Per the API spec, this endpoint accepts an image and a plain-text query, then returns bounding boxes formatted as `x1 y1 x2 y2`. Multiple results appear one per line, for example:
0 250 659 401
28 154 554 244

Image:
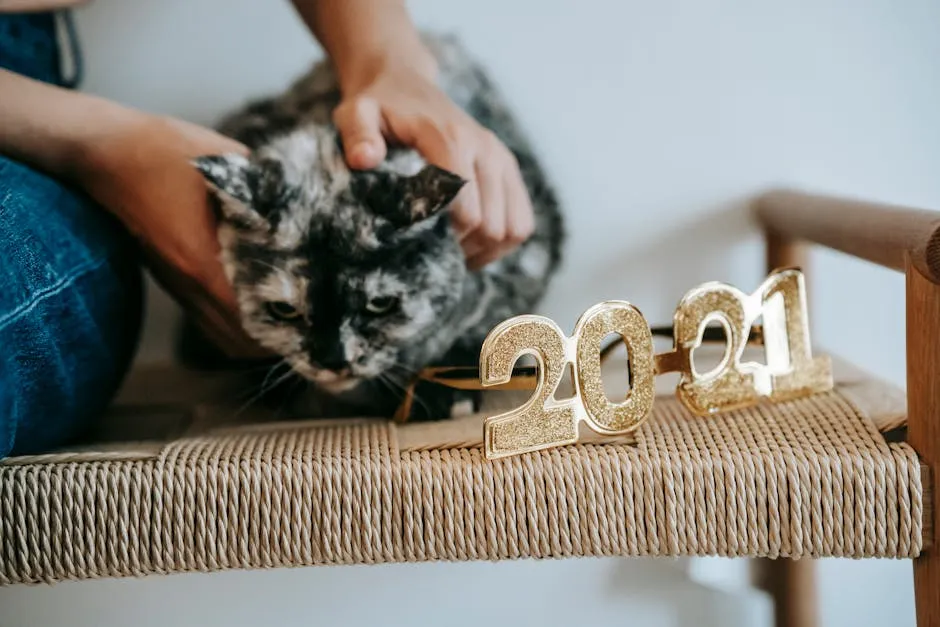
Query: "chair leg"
913 552 940 627
906 262 940 626
759 230 818 627
752 558 818 627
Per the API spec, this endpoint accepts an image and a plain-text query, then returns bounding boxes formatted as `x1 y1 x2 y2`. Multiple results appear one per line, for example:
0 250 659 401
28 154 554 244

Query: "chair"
0 189 934 627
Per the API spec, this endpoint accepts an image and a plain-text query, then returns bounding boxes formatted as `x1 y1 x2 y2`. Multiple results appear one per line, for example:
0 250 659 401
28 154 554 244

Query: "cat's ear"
192 154 268 231
352 165 466 227
404 165 467 222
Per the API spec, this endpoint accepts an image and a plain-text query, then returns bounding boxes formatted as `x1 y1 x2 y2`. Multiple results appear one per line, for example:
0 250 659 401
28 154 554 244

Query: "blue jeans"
0 12 144 457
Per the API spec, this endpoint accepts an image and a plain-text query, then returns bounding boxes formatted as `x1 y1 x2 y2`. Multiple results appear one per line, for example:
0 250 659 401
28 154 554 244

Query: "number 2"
479 270 831 459
670 269 831 415
480 316 578 459
672 282 762 415
481 301 655 459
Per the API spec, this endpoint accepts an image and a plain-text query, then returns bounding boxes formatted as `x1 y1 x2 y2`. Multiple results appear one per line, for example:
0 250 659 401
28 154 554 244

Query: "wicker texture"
0 386 923 586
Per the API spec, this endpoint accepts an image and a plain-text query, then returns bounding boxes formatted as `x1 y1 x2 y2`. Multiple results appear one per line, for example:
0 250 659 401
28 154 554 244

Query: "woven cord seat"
2 189 939 627
0 352 927 585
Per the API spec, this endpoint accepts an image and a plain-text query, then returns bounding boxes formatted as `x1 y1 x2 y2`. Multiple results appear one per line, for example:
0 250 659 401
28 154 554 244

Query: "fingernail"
350 142 379 168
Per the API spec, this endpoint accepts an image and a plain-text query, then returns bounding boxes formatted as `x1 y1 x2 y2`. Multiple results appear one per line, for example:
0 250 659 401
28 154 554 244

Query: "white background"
3 0 940 625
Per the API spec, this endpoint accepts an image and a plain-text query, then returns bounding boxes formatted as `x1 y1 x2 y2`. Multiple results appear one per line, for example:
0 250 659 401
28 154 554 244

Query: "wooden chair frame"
753 189 939 627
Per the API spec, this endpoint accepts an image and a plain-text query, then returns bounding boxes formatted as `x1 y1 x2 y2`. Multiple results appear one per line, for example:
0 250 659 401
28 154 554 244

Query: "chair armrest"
755 189 940 284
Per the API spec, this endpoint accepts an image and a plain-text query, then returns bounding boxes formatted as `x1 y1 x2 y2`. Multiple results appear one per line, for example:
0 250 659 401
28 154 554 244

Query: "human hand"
75 114 269 360
332 58 535 270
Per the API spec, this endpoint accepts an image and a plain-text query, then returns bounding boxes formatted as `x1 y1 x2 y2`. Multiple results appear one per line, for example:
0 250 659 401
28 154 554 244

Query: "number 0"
480 301 656 459
481 316 579 459
575 302 655 434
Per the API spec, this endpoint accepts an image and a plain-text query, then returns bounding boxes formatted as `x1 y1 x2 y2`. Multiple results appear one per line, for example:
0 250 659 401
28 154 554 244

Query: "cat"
183 33 565 421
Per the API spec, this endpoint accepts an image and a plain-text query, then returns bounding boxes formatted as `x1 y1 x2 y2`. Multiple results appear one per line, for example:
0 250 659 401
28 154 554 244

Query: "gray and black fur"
186 33 564 420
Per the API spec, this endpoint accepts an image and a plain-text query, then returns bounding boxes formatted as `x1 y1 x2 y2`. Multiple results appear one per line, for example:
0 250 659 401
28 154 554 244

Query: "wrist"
60 101 150 182
0 69 145 183
292 0 436 94
334 38 438 95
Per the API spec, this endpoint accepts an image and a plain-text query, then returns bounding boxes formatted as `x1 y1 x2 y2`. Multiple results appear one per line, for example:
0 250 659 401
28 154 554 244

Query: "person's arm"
290 0 535 270
291 0 436 93
0 0 88 12
0 68 132 182
0 69 265 358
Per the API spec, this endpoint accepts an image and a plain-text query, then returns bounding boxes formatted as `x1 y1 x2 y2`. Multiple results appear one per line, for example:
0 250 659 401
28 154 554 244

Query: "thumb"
333 97 387 169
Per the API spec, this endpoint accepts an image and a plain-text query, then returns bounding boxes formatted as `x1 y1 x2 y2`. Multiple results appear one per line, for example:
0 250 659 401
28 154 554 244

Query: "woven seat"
0 348 928 586
3 189 938 627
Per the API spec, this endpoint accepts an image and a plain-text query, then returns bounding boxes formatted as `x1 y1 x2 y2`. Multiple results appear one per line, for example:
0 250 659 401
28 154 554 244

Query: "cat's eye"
366 295 400 315
265 301 302 321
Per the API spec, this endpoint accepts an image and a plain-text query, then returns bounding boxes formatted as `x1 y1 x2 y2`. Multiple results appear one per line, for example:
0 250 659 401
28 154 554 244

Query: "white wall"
4 0 939 625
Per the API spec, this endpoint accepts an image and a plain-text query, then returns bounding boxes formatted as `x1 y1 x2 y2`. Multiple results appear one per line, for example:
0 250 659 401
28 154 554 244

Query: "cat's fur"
188 33 564 420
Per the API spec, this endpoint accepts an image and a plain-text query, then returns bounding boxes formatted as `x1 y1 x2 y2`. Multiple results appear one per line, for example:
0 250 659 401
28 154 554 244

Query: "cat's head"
193 127 469 393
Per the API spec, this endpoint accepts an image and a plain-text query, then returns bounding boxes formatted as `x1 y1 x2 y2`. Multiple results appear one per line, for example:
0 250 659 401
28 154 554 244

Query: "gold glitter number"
759 269 833 400
574 301 655 434
481 302 657 459
671 269 832 415
672 283 762 415
480 316 579 459
479 269 833 459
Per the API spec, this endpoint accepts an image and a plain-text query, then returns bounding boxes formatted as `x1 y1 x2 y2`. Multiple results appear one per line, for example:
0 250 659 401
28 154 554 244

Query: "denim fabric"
0 12 144 457
0 11 61 85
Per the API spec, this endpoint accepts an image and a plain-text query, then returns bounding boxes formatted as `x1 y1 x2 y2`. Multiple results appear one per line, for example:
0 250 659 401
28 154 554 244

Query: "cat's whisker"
248 257 284 275
375 373 410 409
261 367 298 397
378 372 432 420
258 358 290 388
224 359 290 403
197 33 562 425
385 362 419 380
228 360 296 419
273 373 307 421
373 374 408 416
373 374 397 398
241 361 289 374
235 359 290 399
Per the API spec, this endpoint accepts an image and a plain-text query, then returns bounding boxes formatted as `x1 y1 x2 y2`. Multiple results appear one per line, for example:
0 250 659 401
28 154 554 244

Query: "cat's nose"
313 346 350 373
317 357 350 373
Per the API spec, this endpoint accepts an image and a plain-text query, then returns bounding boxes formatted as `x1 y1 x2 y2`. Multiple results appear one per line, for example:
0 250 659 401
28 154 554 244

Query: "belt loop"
54 9 83 89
